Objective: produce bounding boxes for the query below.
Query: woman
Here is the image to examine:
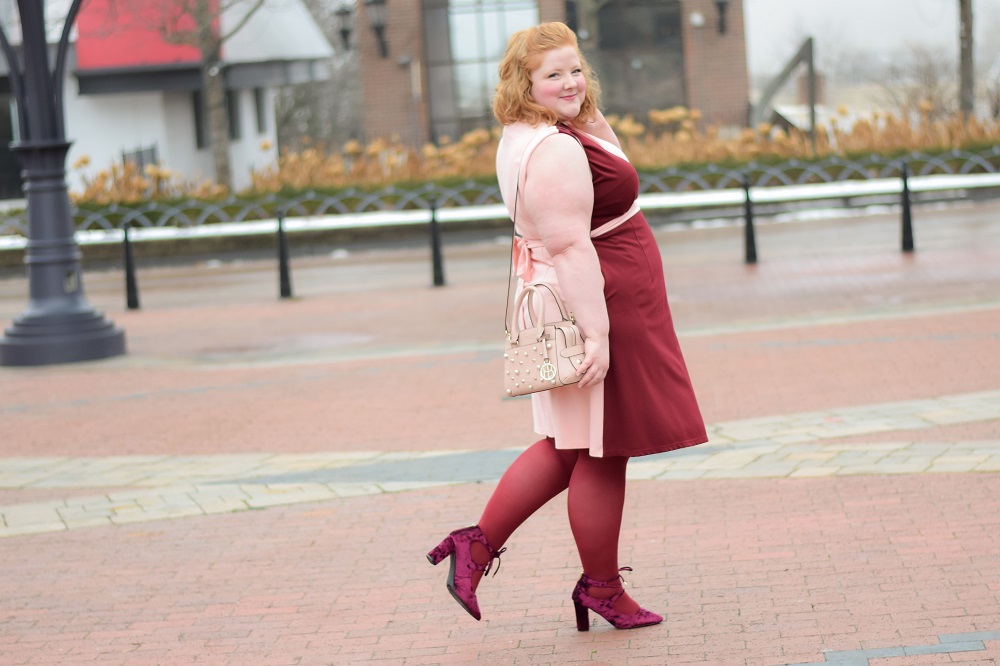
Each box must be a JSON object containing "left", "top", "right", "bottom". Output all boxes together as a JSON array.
[{"left": 427, "top": 22, "right": 707, "bottom": 631}]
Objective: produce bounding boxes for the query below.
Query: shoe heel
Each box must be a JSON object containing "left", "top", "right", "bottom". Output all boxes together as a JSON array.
[
  {"left": 574, "top": 601, "right": 589, "bottom": 632},
  {"left": 426, "top": 536, "right": 455, "bottom": 565}
]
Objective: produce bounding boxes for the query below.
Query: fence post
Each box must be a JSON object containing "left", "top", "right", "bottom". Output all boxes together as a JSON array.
[
  {"left": 429, "top": 196, "right": 446, "bottom": 287},
  {"left": 743, "top": 173, "right": 758, "bottom": 264},
  {"left": 277, "top": 212, "right": 293, "bottom": 299},
  {"left": 900, "top": 162, "right": 915, "bottom": 253},
  {"left": 123, "top": 222, "right": 140, "bottom": 310}
]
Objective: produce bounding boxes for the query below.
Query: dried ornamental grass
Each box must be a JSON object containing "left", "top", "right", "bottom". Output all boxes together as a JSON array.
[{"left": 69, "top": 107, "right": 1000, "bottom": 205}]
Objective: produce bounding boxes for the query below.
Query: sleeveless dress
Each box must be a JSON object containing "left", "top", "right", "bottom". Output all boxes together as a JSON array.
[{"left": 496, "top": 122, "right": 707, "bottom": 458}]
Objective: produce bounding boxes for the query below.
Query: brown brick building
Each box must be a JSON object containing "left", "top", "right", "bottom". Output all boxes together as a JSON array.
[{"left": 353, "top": 0, "right": 748, "bottom": 146}]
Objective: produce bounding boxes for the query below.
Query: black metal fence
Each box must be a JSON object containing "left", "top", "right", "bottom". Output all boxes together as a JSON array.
[{"left": 0, "top": 147, "right": 998, "bottom": 238}]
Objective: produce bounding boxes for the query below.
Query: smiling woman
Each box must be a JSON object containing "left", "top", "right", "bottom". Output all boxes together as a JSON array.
[
  {"left": 426, "top": 21, "right": 708, "bottom": 633},
  {"left": 528, "top": 46, "right": 587, "bottom": 122}
]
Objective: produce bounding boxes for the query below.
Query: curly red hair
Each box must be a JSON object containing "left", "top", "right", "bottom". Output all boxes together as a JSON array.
[{"left": 492, "top": 22, "right": 601, "bottom": 127}]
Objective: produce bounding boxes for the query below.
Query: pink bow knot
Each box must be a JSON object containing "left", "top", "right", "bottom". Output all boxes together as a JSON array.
[{"left": 512, "top": 235, "right": 534, "bottom": 282}]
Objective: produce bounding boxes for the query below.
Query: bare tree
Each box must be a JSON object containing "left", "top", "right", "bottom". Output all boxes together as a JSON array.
[
  {"left": 157, "top": 0, "right": 267, "bottom": 188},
  {"left": 959, "top": 0, "right": 974, "bottom": 115},
  {"left": 877, "top": 45, "right": 957, "bottom": 122},
  {"left": 275, "top": 0, "right": 363, "bottom": 152},
  {"left": 98, "top": 0, "right": 268, "bottom": 187}
]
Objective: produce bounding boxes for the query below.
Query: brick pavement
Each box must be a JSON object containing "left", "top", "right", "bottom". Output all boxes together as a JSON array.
[{"left": 0, "top": 202, "right": 999, "bottom": 664}]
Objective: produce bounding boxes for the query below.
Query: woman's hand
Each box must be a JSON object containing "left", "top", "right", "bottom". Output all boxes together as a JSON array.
[
  {"left": 576, "top": 334, "right": 610, "bottom": 389},
  {"left": 574, "top": 110, "right": 621, "bottom": 150}
]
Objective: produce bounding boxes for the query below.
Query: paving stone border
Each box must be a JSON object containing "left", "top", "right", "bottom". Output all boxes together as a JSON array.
[
  {"left": 1, "top": 390, "right": 997, "bottom": 538},
  {"left": 786, "top": 630, "right": 1000, "bottom": 665}
]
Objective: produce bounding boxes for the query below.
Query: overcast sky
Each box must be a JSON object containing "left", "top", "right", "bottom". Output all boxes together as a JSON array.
[{"left": 744, "top": 0, "right": 1000, "bottom": 75}]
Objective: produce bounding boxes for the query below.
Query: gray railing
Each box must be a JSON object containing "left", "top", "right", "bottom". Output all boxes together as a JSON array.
[
  {"left": 636, "top": 146, "right": 1000, "bottom": 191},
  {"left": 1, "top": 147, "right": 999, "bottom": 241}
]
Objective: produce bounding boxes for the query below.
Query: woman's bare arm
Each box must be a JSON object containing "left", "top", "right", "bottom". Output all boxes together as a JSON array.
[{"left": 523, "top": 133, "right": 609, "bottom": 388}]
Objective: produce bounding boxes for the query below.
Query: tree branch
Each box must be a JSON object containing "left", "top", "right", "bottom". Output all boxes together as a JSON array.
[{"left": 218, "top": 0, "right": 267, "bottom": 43}]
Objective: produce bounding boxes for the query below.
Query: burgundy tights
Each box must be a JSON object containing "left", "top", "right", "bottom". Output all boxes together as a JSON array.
[{"left": 471, "top": 438, "right": 638, "bottom": 613}]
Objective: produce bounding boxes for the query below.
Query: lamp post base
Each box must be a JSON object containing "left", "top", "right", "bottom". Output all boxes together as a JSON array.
[
  {"left": 0, "top": 309, "right": 125, "bottom": 366},
  {"left": 0, "top": 136, "right": 127, "bottom": 367}
]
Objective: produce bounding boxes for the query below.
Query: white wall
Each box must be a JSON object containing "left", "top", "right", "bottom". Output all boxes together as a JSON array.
[
  {"left": 162, "top": 92, "right": 215, "bottom": 188},
  {"left": 63, "top": 87, "right": 169, "bottom": 193},
  {"left": 226, "top": 88, "right": 279, "bottom": 192},
  {"left": 61, "top": 81, "right": 280, "bottom": 196}
]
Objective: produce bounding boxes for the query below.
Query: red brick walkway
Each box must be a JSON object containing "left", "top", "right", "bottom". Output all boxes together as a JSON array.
[{"left": 1, "top": 202, "right": 999, "bottom": 664}]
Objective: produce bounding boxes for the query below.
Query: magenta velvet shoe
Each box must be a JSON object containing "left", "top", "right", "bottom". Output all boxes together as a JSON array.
[
  {"left": 426, "top": 525, "right": 505, "bottom": 621},
  {"left": 571, "top": 568, "right": 663, "bottom": 631}
]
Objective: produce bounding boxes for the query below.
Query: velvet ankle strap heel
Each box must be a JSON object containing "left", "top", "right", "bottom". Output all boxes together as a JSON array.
[
  {"left": 427, "top": 525, "right": 505, "bottom": 621},
  {"left": 571, "top": 568, "right": 663, "bottom": 631}
]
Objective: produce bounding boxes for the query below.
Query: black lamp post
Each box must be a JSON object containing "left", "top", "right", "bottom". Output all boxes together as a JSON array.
[
  {"left": 715, "top": 0, "right": 730, "bottom": 34},
  {"left": 0, "top": 0, "right": 126, "bottom": 366},
  {"left": 365, "top": 0, "right": 389, "bottom": 58},
  {"left": 335, "top": 4, "right": 354, "bottom": 51}
]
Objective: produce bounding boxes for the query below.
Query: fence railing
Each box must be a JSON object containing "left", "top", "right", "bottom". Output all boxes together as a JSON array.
[
  {"left": 1, "top": 148, "right": 999, "bottom": 250},
  {"left": 3, "top": 148, "right": 999, "bottom": 308}
]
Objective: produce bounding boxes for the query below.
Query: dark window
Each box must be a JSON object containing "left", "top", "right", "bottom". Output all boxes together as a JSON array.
[
  {"left": 254, "top": 88, "right": 267, "bottom": 134},
  {"left": 565, "top": 1, "right": 578, "bottom": 34},
  {"left": 122, "top": 145, "right": 158, "bottom": 171},
  {"left": 192, "top": 91, "right": 208, "bottom": 149},
  {"left": 654, "top": 7, "right": 682, "bottom": 45},
  {"left": 0, "top": 95, "right": 23, "bottom": 199},
  {"left": 599, "top": 0, "right": 681, "bottom": 51},
  {"left": 598, "top": 2, "right": 629, "bottom": 50},
  {"left": 227, "top": 90, "right": 241, "bottom": 140}
]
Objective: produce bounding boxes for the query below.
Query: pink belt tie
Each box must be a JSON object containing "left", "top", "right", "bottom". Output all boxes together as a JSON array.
[{"left": 511, "top": 201, "right": 640, "bottom": 281}]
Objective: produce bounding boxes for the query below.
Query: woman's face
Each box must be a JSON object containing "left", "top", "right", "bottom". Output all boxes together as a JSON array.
[{"left": 529, "top": 45, "right": 586, "bottom": 122}]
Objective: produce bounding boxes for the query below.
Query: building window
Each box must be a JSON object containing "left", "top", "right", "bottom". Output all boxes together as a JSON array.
[
  {"left": 598, "top": 0, "right": 681, "bottom": 51},
  {"left": 424, "top": 0, "right": 539, "bottom": 143},
  {"left": 192, "top": 91, "right": 208, "bottom": 149},
  {"left": 227, "top": 90, "right": 241, "bottom": 140},
  {"left": 122, "top": 145, "right": 158, "bottom": 171},
  {"left": 254, "top": 88, "right": 268, "bottom": 134},
  {"left": 194, "top": 91, "right": 244, "bottom": 145}
]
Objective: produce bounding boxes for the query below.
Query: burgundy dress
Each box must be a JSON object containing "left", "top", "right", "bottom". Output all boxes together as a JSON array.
[{"left": 556, "top": 123, "right": 707, "bottom": 457}]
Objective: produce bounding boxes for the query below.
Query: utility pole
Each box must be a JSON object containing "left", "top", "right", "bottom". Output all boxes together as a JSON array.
[{"left": 959, "top": 0, "right": 974, "bottom": 116}]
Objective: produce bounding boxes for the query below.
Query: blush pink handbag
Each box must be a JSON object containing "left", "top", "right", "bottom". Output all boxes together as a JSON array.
[{"left": 504, "top": 283, "right": 586, "bottom": 397}]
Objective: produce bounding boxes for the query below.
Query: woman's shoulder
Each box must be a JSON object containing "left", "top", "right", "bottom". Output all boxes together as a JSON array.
[
  {"left": 497, "top": 122, "right": 560, "bottom": 173},
  {"left": 501, "top": 121, "right": 558, "bottom": 143}
]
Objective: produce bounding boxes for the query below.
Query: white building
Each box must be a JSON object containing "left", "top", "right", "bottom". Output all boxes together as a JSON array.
[{"left": 0, "top": 0, "right": 333, "bottom": 198}]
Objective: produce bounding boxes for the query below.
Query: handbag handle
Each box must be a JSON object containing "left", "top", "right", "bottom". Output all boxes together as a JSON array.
[
  {"left": 526, "top": 283, "right": 574, "bottom": 324},
  {"left": 508, "top": 284, "right": 576, "bottom": 344},
  {"left": 509, "top": 286, "right": 546, "bottom": 344}
]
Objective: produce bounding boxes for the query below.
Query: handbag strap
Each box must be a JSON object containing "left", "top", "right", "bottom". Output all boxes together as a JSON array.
[
  {"left": 503, "top": 178, "right": 521, "bottom": 337},
  {"left": 502, "top": 181, "right": 576, "bottom": 337},
  {"left": 503, "top": 126, "right": 587, "bottom": 336}
]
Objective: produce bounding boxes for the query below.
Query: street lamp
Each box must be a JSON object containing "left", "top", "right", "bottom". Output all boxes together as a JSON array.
[
  {"left": 335, "top": 4, "right": 354, "bottom": 51},
  {"left": 365, "top": 0, "right": 389, "bottom": 58},
  {"left": 0, "top": 0, "right": 126, "bottom": 366},
  {"left": 715, "top": 0, "right": 730, "bottom": 34}
]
